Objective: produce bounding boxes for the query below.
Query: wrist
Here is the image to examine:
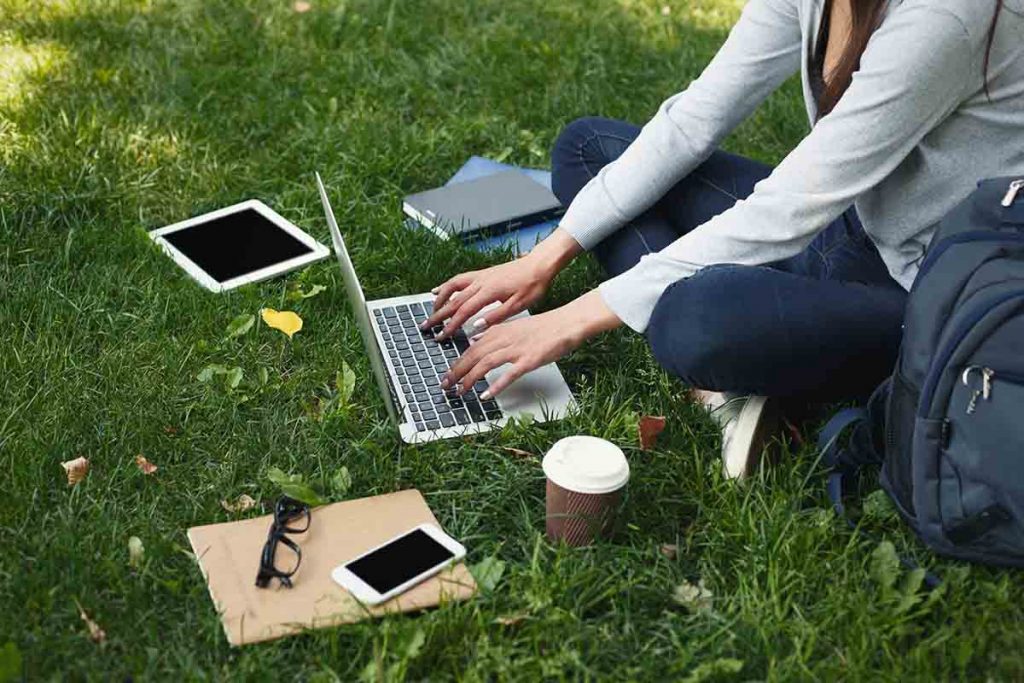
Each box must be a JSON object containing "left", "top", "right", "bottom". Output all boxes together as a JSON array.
[
  {"left": 561, "top": 289, "right": 623, "bottom": 345},
  {"left": 524, "top": 228, "right": 582, "bottom": 280}
]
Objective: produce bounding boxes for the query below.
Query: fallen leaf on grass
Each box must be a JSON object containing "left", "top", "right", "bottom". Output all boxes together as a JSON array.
[
  {"left": 221, "top": 494, "right": 257, "bottom": 513},
  {"left": 61, "top": 457, "right": 90, "bottom": 487},
  {"left": 470, "top": 556, "right": 506, "bottom": 592},
  {"left": 162, "top": 425, "right": 179, "bottom": 436},
  {"left": 672, "top": 578, "right": 713, "bottom": 612},
  {"left": 225, "top": 313, "right": 255, "bottom": 340},
  {"left": 336, "top": 362, "right": 356, "bottom": 404},
  {"left": 659, "top": 543, "right": 678, "bottom": 560},
  {"left": 128, "top": 536, "right": 145, "bottom": 569},
  {"left": 293, "top": 0, "right": 312, "bottom": 12},
  {"left": 500, "top": 446, "right": 536, "bottom": 459},
  {"left": 494, "top": 613, "right": 529, "bottom": 627},
  {"left": 134, "top": 454, "right": 158, "bottom": 475},
  {"left": 261, "top": 308, "right": 303, "bottom": 339},
  {"left": 73, "top": 599, "right": 106, "bottom": 644},
  {"left": 639, "top": 415, "right": 666, "bottom": 450}
]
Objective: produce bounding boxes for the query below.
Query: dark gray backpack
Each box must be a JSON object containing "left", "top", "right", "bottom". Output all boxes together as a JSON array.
[{"left": 820, "top": 175, "right": 1024, "bottom": 567}]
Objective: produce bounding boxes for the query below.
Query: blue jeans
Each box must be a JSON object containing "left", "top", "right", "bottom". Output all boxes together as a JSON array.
[{"left": 551, "top": 117, "right": 908, "bottom": 401}]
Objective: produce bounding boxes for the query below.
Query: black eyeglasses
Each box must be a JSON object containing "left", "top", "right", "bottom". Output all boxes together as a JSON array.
[{"left": 255, "top": 497, "right": 311, "bottom": 588}]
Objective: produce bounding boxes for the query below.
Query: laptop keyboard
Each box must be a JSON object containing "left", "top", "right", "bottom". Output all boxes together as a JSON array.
[{"left": 372, "top": 301, "right": 503, "bottom": 432}]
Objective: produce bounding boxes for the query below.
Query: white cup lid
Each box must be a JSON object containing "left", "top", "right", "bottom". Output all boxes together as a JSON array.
[{"left": 542, "top": 435, "right": 630, "bottom": 494}]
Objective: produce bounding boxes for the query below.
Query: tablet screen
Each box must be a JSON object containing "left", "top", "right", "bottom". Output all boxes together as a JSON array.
[{"left": 163, "top": 208, "right": 313, "bottom": 283}]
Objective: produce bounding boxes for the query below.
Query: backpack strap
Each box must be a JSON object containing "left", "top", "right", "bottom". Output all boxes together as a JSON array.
[
  {"left": 817, "top": 407, "right": 872, "bottom": 518},
  {"left": 816, "top": 386, "right": 942, "bottom": 590}
]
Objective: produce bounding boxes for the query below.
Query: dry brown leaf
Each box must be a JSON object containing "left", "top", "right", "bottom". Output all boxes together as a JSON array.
[
  {"left": 638, "top": 415, "right": 667, "bottom": 450},
  {"left": 494, "top": 613, "right": 529, "bottom": 627},
  {"left": 221, "top": 494, "right": 257, "bottom": 513},
  {"left": 61, "top": 456, "right": 90, "bottom": 487},
  {"left": 134, "top": 454, "right": 158, "bottom": 475},
  {"left": 660, "top": 543, "right": 678, "bottom": 560},
  {"left": 292, "top": 0, "right": 312, "bottom": 11},
  {"left": 74, "top": 599, "right": 106, "bottom": 644},
  {"left": 501, "top": 446, "right": 536, "bottom": 459},
  {"left": 162, "top": 425, "right": 179, "bottom": 436}
]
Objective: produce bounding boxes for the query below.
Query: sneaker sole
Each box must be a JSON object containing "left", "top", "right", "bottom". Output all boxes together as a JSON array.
[{"left": 722, "top": 396, "right": 780, "bottom": 480}]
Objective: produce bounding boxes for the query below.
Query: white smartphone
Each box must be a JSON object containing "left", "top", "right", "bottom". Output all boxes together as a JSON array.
[{"left": 331, "top": 523, "right": 467, "bottom": 606}]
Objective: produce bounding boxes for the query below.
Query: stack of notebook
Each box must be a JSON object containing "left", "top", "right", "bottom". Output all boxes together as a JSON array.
[{"left": 403, "top": 156, "right": 563, "bottom": 254}]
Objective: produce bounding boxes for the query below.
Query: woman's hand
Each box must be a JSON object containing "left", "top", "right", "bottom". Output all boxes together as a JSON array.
[
  {"left": 422, "top": 228, "right": 582, "bottom": 340},
  {"left": 441, "top": 289, "right": 623, "bottom": 399}
]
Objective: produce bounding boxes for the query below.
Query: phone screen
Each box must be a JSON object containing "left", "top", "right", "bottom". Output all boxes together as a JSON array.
[{"left": 345, "top": 529, "right": 455, "bottom": 594}]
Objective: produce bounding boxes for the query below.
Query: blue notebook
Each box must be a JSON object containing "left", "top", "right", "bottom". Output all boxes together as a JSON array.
[{"left": 405, "top": 156, "right": 560, "bottom": 254}]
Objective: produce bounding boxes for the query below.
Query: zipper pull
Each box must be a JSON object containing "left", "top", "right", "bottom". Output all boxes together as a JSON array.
[
  {"left": 982, "top": 367, "right": 994, "bottom": 400},
  {"left": 1001, "top": 179, "right": 1024, "bottom": 208}
]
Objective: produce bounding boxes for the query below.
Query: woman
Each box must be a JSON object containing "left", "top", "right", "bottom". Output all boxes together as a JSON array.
[{"left": 423, "top": 0, "right": 1024, "bottom": 476}]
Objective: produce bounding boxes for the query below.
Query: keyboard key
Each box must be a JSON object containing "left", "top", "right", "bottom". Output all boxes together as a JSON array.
[
  {"left": 431, "top": 394, "right": 446, "bottom": 405},
  {"left": 426, "top": 419, "right": 440, "bottom": 430},
  {"left": 418, "top": 361, "right": 433, "bottom": 370},
  {"left": 440, "top": 414, "right": 454, "bottom": 428},
  {"left": 481, "top": 399, "right": 499, "bottom": 411},
  {"left": 453, "top": 409, "right": 469, "bottom": 425},
  {"left": 410, "top": 303, "right": 424, "bottom": 315},
  {"left": 435, "top": 404, "right": 451, "bottom": 414},
  {"left": 415, "top": 421, "right": 426, "bottom": 432},
  {"left": 468, "top": 403, "right": 485, "bottom": 422},
  {"left": 474, "top": 381, "right": 489, "bottom": 393},
  {"left": 414, "top": 391, "right": 428, "bottom": 403},
  {"left": 485, "top": 410, "right": 503, "bottom": 420},
  {"left": 402, "top": 358, "right": 417, "bottom": 368},
  {"left": 449, "top": 398, "right": 464, "bottom": 408}
]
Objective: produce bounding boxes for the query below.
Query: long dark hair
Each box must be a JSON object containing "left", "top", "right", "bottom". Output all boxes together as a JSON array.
[{"left": 817, "top": 0, "right": 1006, "bottom": 116}]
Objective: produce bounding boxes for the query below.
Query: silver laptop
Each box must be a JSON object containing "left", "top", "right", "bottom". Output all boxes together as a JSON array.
[{"left": 315, "top": 172, "right": 575, "bottom": 444}]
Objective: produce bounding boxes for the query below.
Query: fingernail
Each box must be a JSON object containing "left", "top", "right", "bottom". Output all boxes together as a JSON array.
[
  {"left": 431, "top": 286, "right": 439, "bottom": 294},
  {"left": 434, "top": 331, "right": 446, "bottom": 341},
  {"left": 480, "top": 390, "right": 492, "bottom": 400},
  {"left": 440, "top": 378, "right": 449, "bottom": 389},
  {"left": 472, "top": 318, "right": 486, "bottom": 329}
]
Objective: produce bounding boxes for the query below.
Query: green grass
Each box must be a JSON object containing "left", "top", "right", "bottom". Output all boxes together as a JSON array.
[{"left": 1, "top": 0, "right": 1022, "bottom": 679}]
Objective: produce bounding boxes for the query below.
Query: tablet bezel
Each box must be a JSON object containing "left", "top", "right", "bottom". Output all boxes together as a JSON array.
[{"left": 149, "top": 199, "right": 330, "bottom": 292}]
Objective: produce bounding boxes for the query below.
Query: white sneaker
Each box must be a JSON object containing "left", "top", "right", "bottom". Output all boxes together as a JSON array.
[{"left": 694, "top": 390, "right": 780, "bottom": 479}]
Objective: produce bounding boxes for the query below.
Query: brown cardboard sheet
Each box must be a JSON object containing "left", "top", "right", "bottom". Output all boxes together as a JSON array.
[{"left": 188, "top": 489, "right": 476, "bottom": 645}]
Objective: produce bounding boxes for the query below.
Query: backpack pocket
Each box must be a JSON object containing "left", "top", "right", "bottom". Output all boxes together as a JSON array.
[{"left": 881, "top": 370, "right": 918, "bottom": 516}]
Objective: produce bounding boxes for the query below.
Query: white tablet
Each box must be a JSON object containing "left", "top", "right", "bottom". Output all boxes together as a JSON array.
[{"left": 149, "top": 200, "right": 330, "bottom": 292}]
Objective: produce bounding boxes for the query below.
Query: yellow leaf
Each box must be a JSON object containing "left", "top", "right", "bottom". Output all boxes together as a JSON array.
[
  {"left": 261, "top": 308, "right": 303, "bottom": 339},
  {"left": 134, "top": 454, "right": 158, "bottom": 475},
  {"left": 61, "top": 456, "right": 90, "bottom": 487}
]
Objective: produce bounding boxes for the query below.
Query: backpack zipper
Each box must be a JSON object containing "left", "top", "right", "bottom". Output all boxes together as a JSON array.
[
  {"left": 1002, "top": 179, "right": 1024, "bottom": 207},
  {"left": 960, "top": 365, "right": 1024, "bottom": 414},
  {"left": 915, "top": 231, "right": 1024, "bottom": 282},
  {"left": 918, "top": 290, "right": 1024, "bottom": 418}
]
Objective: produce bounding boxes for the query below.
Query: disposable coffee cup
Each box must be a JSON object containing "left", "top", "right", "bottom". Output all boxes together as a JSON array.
[{"left": 542, "top": 436, "right": 630, "bottom": 547}]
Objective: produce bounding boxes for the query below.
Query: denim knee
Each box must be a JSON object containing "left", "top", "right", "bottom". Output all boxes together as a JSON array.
[
  {"left": 550, "top": 117, "right": 611, "bottom": 206},
  {"left": 646, "top": 267, "right": 742, "bottom": 390}
]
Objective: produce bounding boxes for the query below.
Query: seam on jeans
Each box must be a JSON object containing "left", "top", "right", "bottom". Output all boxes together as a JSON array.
[
  {"left": 632, "top": 224, "right": 656, "bottom": 254},
  {"left": 693, "top": 172, "right": 740, "bottom": 201},
  {"left": 578, "top": 131, "right": 637, "bottom": 180}
]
